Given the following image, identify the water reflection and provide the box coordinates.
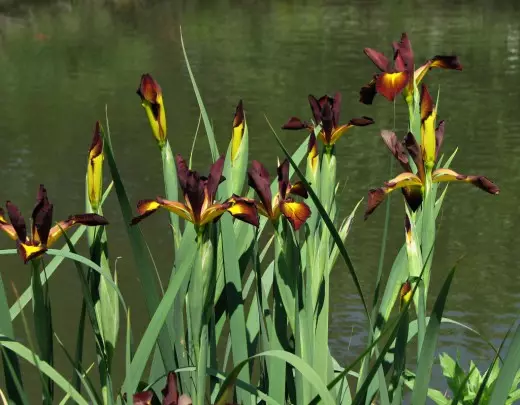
[0,0,518,397]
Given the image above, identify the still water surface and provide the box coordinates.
[0,0,519,399]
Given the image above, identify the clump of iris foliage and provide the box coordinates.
[0,30,517,405]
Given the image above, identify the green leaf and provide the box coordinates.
[215,350,336,405]
[124,231,198,394]
[0,273,24,404]
[412,266,457,404]
[489,323,520,405]
[180,27,219,161]
[102,110,176,374]
[220,214,252,405]
[0,334,89,405]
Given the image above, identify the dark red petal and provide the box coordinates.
[365,188,387,220]
[289,181,308,198]
[281,117,309,130]
[136,74,160,104]
[207,156,225,202]
[185,171,205,222]
[247,160,273,217]
[67,213,109,226]
[175,154,190,192]
[332,92,342,128]
[359,79,378,105]
[348,116,375,127]
[430,55,462,71]
[402,187,423,212]
[132,390,153,405]
[363,48,390,71]
[162,372,179,405]
[308,95,322,124]
[6,201,26,241]
[435,120,445,161]
[277,159,290,200]
[380,130,410,172]
[420,84,434,123]
[396,33,414,71]
[403,132,425,181]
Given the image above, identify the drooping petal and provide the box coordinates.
[435,120,445,161]
[363,48,390,71]
[130,199,162,225]
[281,117,310,130]
[6,202,27,242]
[48,214,109,246]
[175,154,190,193]
[308,95,322,125]
[331,92,342,129]
[132,390,153,405]
[359,78,378,105]
[288,181,308,198]
[206,156,226,202]
[329,117,375,145]
[432,169,500,194]
[365,172,424,219]
[162,372,179,405]
[380,130,410,171]
[277,159,290,200]
[156,197,193,222]
[225,195,260,226]
[231,100,245,162]
[137,74,167,147]
[402,185,423,212]
[279,200,311,231]
[199,203,229,225]
[88,121,104,211]
[248,160,273,217]
[17,241,46,264]
[414,55,462,85]
[375,71,410,102]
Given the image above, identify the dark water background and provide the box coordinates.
[0,0,519,400]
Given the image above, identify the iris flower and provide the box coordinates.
[131,154,259,228]
[87,121,103,211]
[360,32,462,104]
[282,93,374,148]
[231,100,244,162]
[0,185,108,263]
[137,73,167,148]
[247,159,310,230]
[365,86,499,219]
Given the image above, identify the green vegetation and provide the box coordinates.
[0,29,517,405]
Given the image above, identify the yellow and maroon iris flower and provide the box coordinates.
[0,185,108,263]
[364,88,499,219]
[136,73,167,148]
[87,121,103,211]
[282,92,374,147]
[248,159,311,230]
[131,154,259,228]
[360,32,462,104]
[231,100,245,162]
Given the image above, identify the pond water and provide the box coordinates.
[0,0,519,400]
